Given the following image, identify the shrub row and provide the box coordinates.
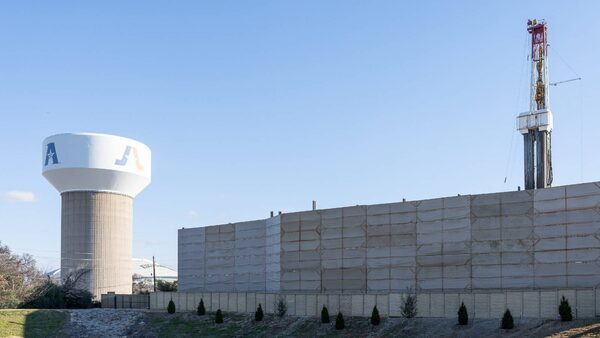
[166,296,575,330]
[457,296,573,330]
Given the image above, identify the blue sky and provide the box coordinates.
[0,1,598,271]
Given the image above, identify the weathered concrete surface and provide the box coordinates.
[62,191,133,299]
[151,288,599,318]
[179,181,600,293]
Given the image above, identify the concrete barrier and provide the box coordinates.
[180,182,600,294]
[150,288,598,318]
[101,292,150,309]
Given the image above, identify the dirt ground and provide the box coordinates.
[56,308,600,338]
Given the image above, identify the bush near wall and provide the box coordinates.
[458,302,468,325]
[335,312,345,330]
[559,296,573,321]
[255,304,264,321]
[371,305,380,326]
[321,305,330,323]
[197,299,205,316]
[501,309,514,330]
[215,309,224,323]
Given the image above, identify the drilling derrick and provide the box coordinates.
[517,19,553,190]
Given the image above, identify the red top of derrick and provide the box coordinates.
[527,19,546,33]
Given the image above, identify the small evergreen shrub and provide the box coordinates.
[501,309,514,330]
[215,309,224,323]
[335,312,345,330]
[457,302,468,325]
[401,288,417,318]
[559,296,573,321]
[197,298,205,316]
[167,299,175,314]
[277,296,287,317]
[255,303,264,321]
[321,305,330,323]
[371,305,380,326]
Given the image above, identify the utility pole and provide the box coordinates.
[152,256,157,292]
[517,19,553,190]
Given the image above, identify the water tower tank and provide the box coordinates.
[42,133,151,299]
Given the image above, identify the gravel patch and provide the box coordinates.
[66,309,146,337]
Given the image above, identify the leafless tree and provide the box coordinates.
[0,242,44,308]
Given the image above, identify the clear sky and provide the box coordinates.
[0,1,598,272]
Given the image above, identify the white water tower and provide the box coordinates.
[42,133,151,299]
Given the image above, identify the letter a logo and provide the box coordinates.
[45,143,59,166]
[115,146,144,171]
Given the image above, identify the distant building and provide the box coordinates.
[45,257,176,288]
[131,257,177,284]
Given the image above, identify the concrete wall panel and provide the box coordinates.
[352,294,364,316]
[417,293,430,317]
[340,295,352,315]
[306,294,317,316]
[444,293,459,317]
[474,293,490,318]
[577,290,595,318]
[389,293,402,316]
[148,288,600,319]
[430,293,444,317]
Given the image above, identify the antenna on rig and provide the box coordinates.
[549,77,581,86]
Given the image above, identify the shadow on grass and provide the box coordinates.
[24,309,67,337]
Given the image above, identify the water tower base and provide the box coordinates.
[61,191,133,300]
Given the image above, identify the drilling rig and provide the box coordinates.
[517,19,553,190]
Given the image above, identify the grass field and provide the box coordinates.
[0,309,67,338]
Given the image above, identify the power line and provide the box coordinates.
[548,44,580,78]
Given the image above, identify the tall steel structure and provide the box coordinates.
[42,133,151,299]
[517,19,553,190]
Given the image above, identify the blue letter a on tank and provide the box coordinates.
[45,142,59,166]
[115,146,132,166]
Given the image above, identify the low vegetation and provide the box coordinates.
[0,242,44,308]
[22,271,94,309]
[371,305,380,326]
[215,309,224,324]
[559,296,573,321]
[1,242,94,310]
[167,299,176,314]
[197,299,205,316]
[401,288,417,318]
[157,280,178,292]
[321,304,330,323]
[502,309,514,329]
[458,302,468,325]
[276,296,287,317]
[254,304,263,321]
[335,311,345,330]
